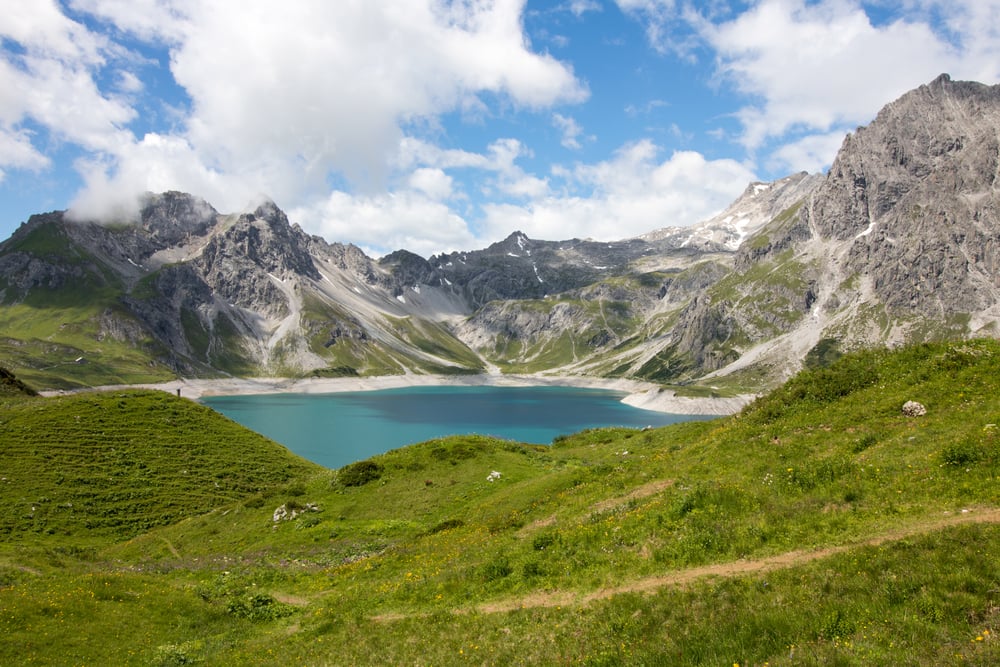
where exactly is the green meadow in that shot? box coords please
[1,340,998,665]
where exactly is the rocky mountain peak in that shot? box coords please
[489,231,532,255]
[642,171,823,252]
[139,191,218,244]
[805,74,1000,318]
[203,201,319,281]
[246,198,284,222]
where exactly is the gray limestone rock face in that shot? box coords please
[813,74,1000,316]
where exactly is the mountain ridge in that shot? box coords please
[1,74,999,391]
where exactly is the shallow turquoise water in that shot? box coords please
[202,384,705,469]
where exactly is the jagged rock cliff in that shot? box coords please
[662,74,1000,384]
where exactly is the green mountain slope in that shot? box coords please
[1,341,998,665]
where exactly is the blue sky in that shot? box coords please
[1,1,998,257]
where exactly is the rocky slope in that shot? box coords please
[0,194,483,382]
[0,75,997,391]
[662,74,1000,384]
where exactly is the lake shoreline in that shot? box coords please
[52,373,754,416]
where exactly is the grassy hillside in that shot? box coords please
[1,340,998,665]
[0,389,319,543]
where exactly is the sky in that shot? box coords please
[1,1,998,258]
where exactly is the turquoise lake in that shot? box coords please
[202,384,705,469]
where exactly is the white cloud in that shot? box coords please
[162,0,585,195]
[16,0,587,224]
[500,174,550,199]
[3,0,106,62]
[290,190,477,259]
[912,0,1000,81]
[614,0,678,52]
[69,0,190,42]
[395,138,491,172]
[115,70,143,93]
[408,168,454,201]
[285,138,753,257]
[567,0,602,17]
[0,0,135,179]
[552,113,584,149]
[69,132,257,222]
[0,129,50,180]
[480,141,756,242]
[768,130,848,176]
[613,0,1000,175]
[702,0,959,151]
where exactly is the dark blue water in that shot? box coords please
[202,385,703,469]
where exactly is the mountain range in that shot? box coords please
[1,74,998,392]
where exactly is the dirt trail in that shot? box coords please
[372,507,1000,621]
[473,506,1000,615]
[160,537,181,558]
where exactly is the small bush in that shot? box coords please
[804,337,843,369]
[338,460,384,487]
[522,560,545,578]
[226,593,295,621]
[818,609,856,640]
[243,495,265,509]
[532,534,557,551]
[284,482,307,497]
[153,639,204,666]
[852,433,878,453]
[426,518,464,535]
[481,556,513,582]
[940,439,986,467]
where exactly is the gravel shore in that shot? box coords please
[62,373,754,416]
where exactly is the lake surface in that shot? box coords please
[202,384,705,469]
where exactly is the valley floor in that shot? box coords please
[43,373,754,415]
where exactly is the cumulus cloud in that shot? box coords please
[552,113,584,149]
[479,141,756,243]
[702,0,958,151]
[290,190,478,259]
[68,132,257,222]
[617,0,999,174]
[286,135,753,257]
[12,0,587,224]
[136,0,584,193]
[407,168,454,201]
[0,0,134,180]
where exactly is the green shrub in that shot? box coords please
[532,533,557,551]
[226,593,295,621]
[284,482,307,497]
[804,337,843,369]
[338,460,384,487]
[481,556,513,582]
[852,432,878,453]
[940,439,987,467]
[818,609,856,640]
[426,518,465,535]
